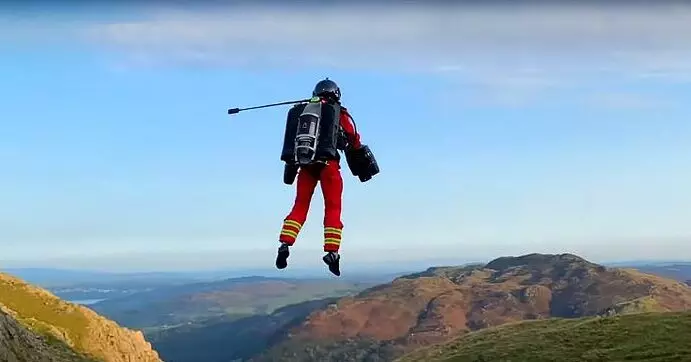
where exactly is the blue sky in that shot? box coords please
[1,2,690,271]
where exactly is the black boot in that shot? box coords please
[322,252,341,276]
[276,243,290,269]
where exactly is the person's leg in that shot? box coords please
[276,166,319,269]
[319,161,344,275]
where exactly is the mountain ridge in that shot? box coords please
[251,253,691,361]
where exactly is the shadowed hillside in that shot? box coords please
[396,311,691,362]
[0,272,162,362]
[149,297,339,362]
[252,253,691,362]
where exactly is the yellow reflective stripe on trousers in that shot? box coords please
[281,229,298,238]
[324,237,341,245]
[324,227,342,235]
[284,220,302,229]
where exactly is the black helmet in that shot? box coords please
[312,78,341,100]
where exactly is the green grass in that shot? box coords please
[1,307,97,362]
[34,333,98,362]
[610,296,665,314]
[397,312,691,362]
[0,274,92,352]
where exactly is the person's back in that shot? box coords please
[275,78,362,276]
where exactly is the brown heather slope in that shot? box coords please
[0,272,162,362]
[257,253,691,362]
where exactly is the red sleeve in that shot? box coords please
[339,107,362,149]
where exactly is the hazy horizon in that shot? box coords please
[2,236,690,273]
[2,2,690,271]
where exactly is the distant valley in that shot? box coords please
[625,263,691,283]
[53,287,151,305]
[88,276,375,331]
[3,266,412,306]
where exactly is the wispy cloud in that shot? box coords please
[79,3,691,76]
[5,2,691,105]
[584,91,679,110]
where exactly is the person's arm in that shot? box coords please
[339,107,362,149]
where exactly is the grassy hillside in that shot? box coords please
[0,272,162,362]
[0,307,96,362]
[397,312,691,362]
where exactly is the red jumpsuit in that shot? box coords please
[278,105,362,252]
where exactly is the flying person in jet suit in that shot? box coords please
[275,79,363,276]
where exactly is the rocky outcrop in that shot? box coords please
[0,306,94,362]
[0,272,162,362]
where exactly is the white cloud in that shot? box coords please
[5,3,691,105]
[80,3,691,77]
[66,2,691,107]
